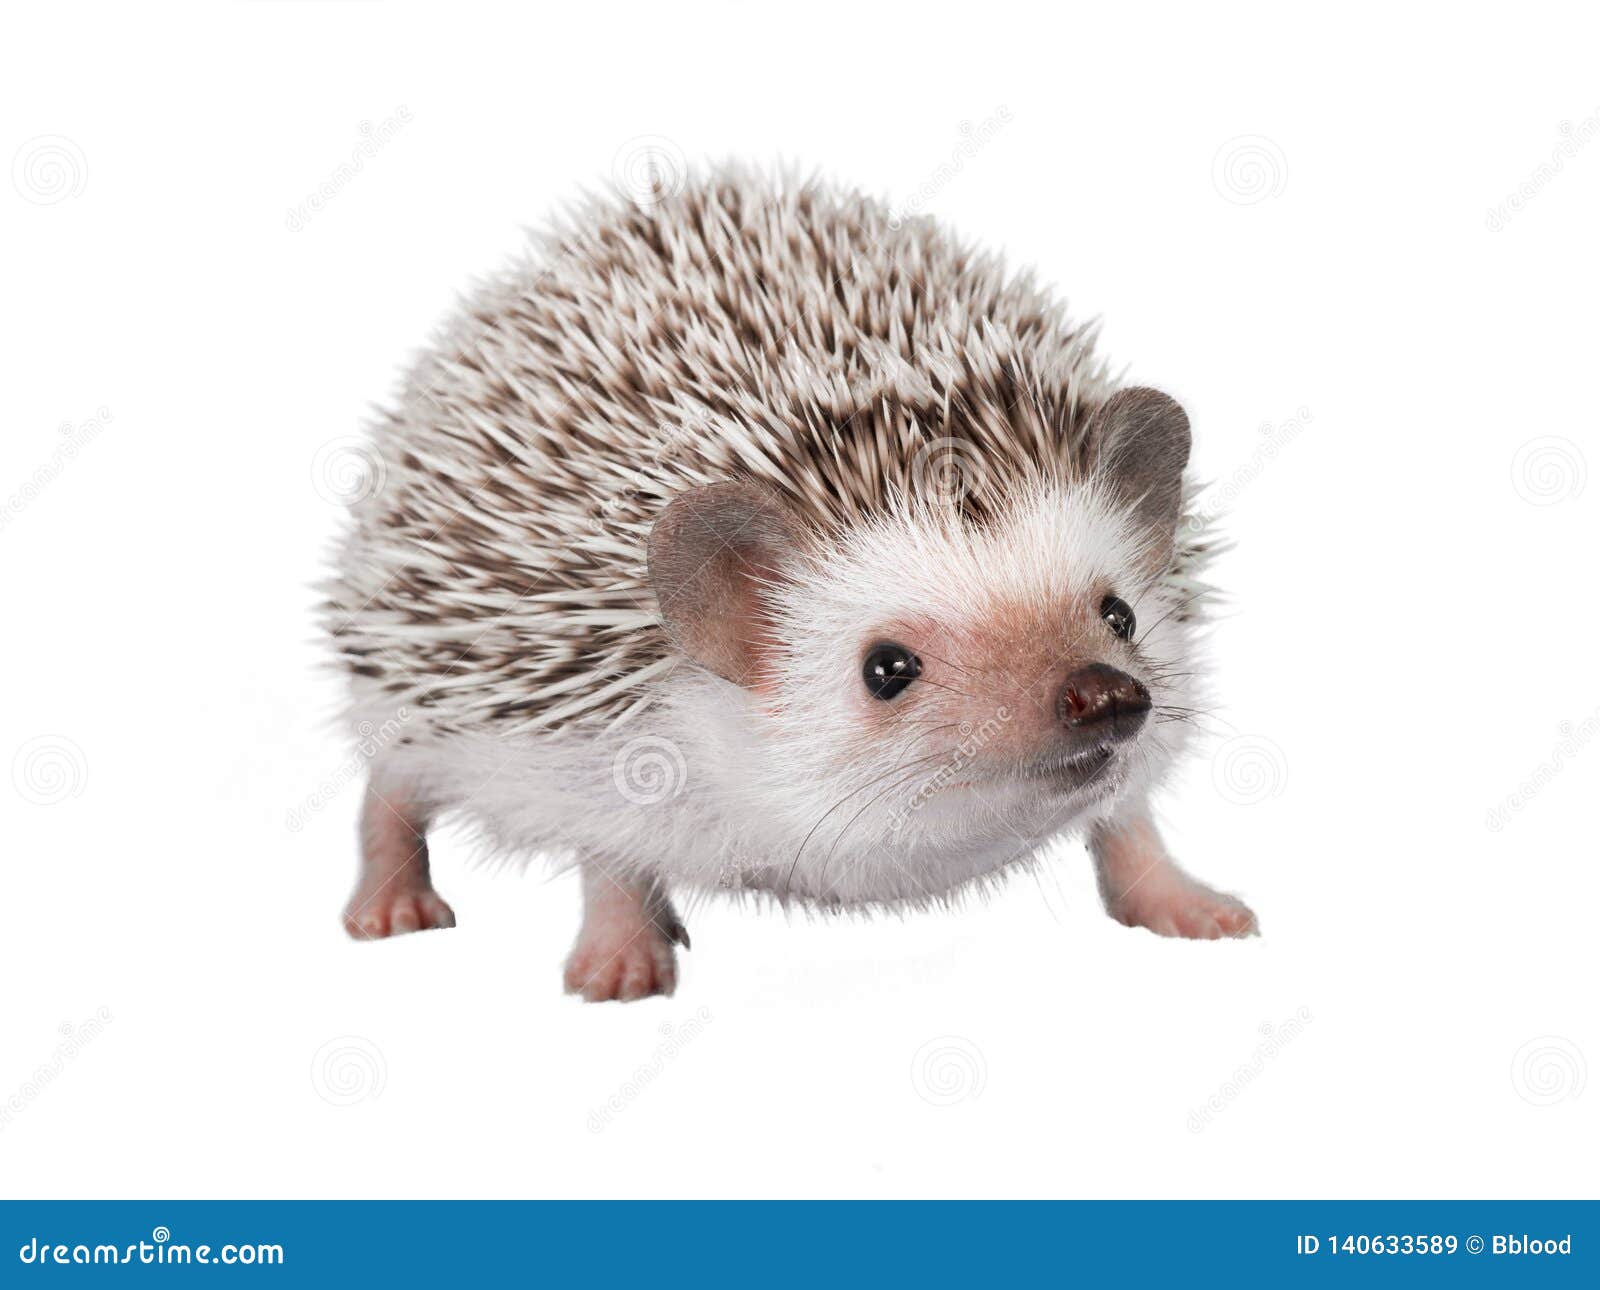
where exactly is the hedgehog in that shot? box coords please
[323,165,1257,1002]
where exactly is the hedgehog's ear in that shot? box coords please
[647,480,803,689]
[1084,387,1191,568]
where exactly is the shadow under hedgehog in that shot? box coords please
[323,166,1258,1002]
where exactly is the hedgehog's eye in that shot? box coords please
[862,643,922,701]
[1100,595,1136,642]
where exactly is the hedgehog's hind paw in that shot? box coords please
[344,782,455,940]
[564,863,684,1002]
[564,925,678,1002]
[344,885,457,940]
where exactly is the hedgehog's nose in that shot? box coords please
[1058,664,1151,740]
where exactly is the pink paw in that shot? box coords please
[1110,880,1258,940]
[343,886,457,940]
[564,926,677,1002]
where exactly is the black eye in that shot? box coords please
[862,643,922,701]
[1100,594,1136,641]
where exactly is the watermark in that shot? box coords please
[11,735,88,806]
[889,707,1012,831]
[310,1036,387,1107]
[1486,109,1600,231]
[1212,135,1288,205]
[715,856,767,890]
[611,135,688,210]
[285,106,413,232]
[1187,407,1312,531]
[612,735,688,805]
[0,1007,113,1134]
[588,1007,713,1132]
[1210,734,1288,805]
[285,707,411,833]
[1188,1006,1313,1132]
[18,1228,282,1267]
[0,407,113,532]
[1510,1036,1586,1107]
[311,434,387,507]
[1486,708,1600,832]
[911,436,991,508]
[12,134,87,205]
[910,1036,987,1107]
[1510,435,1587,506]
[889,106,1013,228]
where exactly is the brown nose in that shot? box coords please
[1058,664,1151,739]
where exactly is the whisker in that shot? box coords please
[780,746,952,900]
[1134,588,1209,647]
[890,722,961,770]
[813,761,954,900]
[910,676,974,701]
[915,646,978,679]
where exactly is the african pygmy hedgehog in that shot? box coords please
[323,165,1257,1001]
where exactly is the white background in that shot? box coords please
[2,1,1596,1199]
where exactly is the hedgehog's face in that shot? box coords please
[841,591,1156,810]
[647,388,1194,896]
[760,487,1186,844]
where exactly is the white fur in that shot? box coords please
[360,482,1202,910]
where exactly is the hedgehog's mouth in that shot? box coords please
[1025,745,1117,793]
[944,746,1117,797]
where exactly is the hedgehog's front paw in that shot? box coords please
[564,923,678,1002]
[343,885,457,940]
[1107,876,1258,940]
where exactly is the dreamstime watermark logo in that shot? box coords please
[311,435,387,506]
[17,1227,284,1267]
[0,407,113,533]
[1510,436,1586,506]
[1510,1036,1586,1107]
[11,735,88,806]
[285,707,411,833]
[1486,707,1600,832]
[285,106,413,232]
[1187,407,1313,531]
[310,1036,387,1107]
[912,436,990,508]
[888,106,1013,228]
[0,1007,113,1134]
[889,707,1012,832]
[1486,109,1600,231]
[12,134,88,205]
[1188,1006,1313,1132]
[612,735,687,805]
[1210,734,1288,805]
[910,1036,987,1107]
[611,135,688,210]
[1211,135,1288,205]
[587,1007,714,1133]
